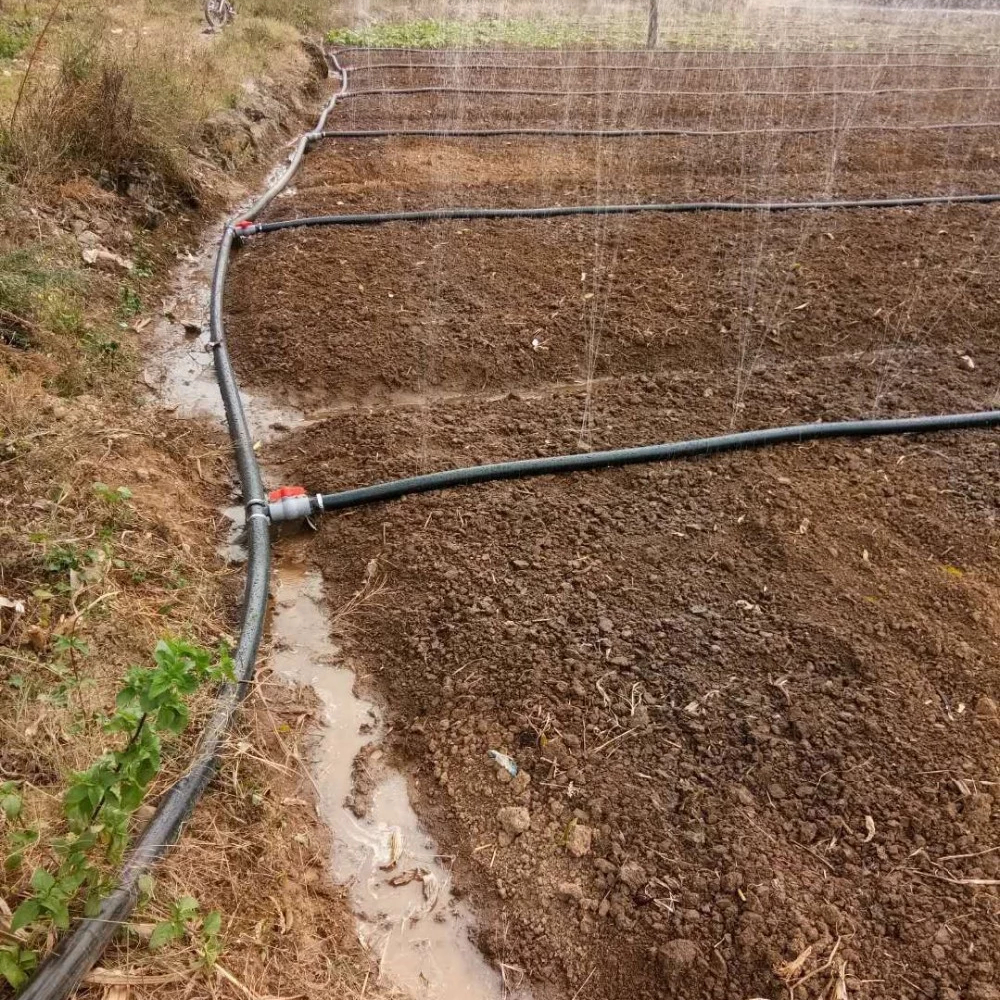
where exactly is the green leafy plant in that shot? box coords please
[148,896,222,967]
[92,482,133,506]
[117,285,142,318]
[149,894,199,951]
[0,943,37,991]
[1,782,23,823]
[198,908,223,968]
[3,639,233,981]
[0,23,31,61]
[46,633,93,711]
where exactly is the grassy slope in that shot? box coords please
[0,1,386,996]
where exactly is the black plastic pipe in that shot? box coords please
[317,410,1000,513]
[341,83,1000,99]
[335,46,995,57]
[17,43,352,1000]
[344,59,1000,73]
[315,121,1000,140]
[246,193,1000,235]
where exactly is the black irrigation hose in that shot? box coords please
[341,83,1000,99]
[17,43,352,1000]
[345,59,1000,72]
[316,121,1000,140]
[335,46,997,57]
[246,193,1000,235]
[316,411,1000,513]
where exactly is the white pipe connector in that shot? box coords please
[267,492,322,523]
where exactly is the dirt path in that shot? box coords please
[226,51,1000,1000]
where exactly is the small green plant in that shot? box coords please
[3,639,233,980]
[0,23,30,61]
[0,943,37,991]
[149,896,223,967]
[149,894,200,950]
[43,543,86,575]
[46,634,93,711]
[92,482,134,523]
[0,782,38,990]
[1,782,23,823]
[117,285,142,318]
[93,482,132,504]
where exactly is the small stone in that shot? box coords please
[598,898,610,918]
[511,770,531,795]
[558,882,583,901]
[658,939,699,970]
[976,695,998,719]
[734,786,755,807]
[567,823,593,857]
[959,354,976,370]
[598,617,614,634]
[768,783,787,801]
[619,861,647,892]
[497,806,530,836]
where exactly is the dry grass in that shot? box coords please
[0,0,386,993]
[1,0,330,202]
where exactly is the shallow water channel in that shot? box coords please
[148,223,515,1000]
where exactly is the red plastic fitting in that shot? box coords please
[267,485,307,502]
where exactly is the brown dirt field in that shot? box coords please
[328,90,1000,131]
[225,49,1000,1000]
[225,209,1000,411]
[266,132,1000,217]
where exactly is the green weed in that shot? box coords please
[327,17,639,50]
[117,285,142,319]
[0,23,30,61]
[0,249,80,324]
[1,638,233,991]
[148,895,222,966]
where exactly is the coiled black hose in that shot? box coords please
[314,411,1000,514]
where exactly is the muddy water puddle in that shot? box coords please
[142,232,303,439]
[270,561,516,1000]
[149,214,519,1000]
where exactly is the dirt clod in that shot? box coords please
[567,823,594,858]
[498,805,531,836]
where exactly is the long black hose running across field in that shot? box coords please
[244,192,1000,236]
[314,121,1000,140]
[291,411,1000,516]
[341,83,1000,99]
[344,59,1000,73]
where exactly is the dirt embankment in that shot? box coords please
[1,11,387,999]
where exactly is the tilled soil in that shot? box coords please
[226,209,1000,411]
[226,49,1000,1000]
[266,133,1000,217]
